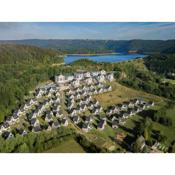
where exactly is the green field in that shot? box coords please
[94,82,165,109]
[45,138,85,153]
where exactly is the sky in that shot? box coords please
[0,22,175,40]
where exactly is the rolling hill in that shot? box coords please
[0,39,175,54]
[0,44,63,121]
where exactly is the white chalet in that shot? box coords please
[56,111,63,118]
[62,118,68,127]
[70,109,77,117]
[84,72,91,78]
[75,73,84,80]
[35,88,45,98]
[100,70,106,75]
[97,75,105,82]
[106,73,114,82]
[55,74,66,84]
[55,91,60,97]
[71,79,80,87]
[91,71,98,77]
[82,123,92,132]
[66,75,74,82]
[85,77,93,85]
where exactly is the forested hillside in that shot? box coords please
[0,44,62,64]
[145,54,175,77]
[0,44,63,121]
[1,39,175,54]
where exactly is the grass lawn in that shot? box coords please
[45,138,85,153]
[94,82,165,109]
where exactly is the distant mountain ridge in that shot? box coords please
[0,39,175,54]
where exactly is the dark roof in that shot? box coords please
[30,118,37,125]
[85,116,92,122]
[33,126,41,132]
[2,131,11,139]
[5,116,12,122]
[69,108,76,113]
[82,123,89,129]
[56,111,62,115]
[53,121,60,127]
[0,123,3,129]
[16,128,23,134]
[3,122,9,128]
[80,104,86,108]
[117,104,122,108]
[16,128,27,135]
[45,114,52,119]
[123,112,129,116]
[112,120,119,125]
[62,118,68,124]
[73,116,79,122]
[27,113,34,120]
[98,120,105,128]
[13,113,19,119]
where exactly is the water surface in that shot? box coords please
[64,53,147,64]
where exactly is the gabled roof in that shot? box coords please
[3,122,9,128]
[0,123,4,129]
[2,131,14,139]
[98,119,106,128]
[5,116,12,122]
[62,118,68,124]
[30,118,37,125]
[112,120,119,126]
[16,128,28,135]
[72,116,79,122]
[82,122,89,129]
[56,111,63,115]
[33,126,42,132]
[45,114,52,119]
[52,121,61,127]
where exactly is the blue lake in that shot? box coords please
[64,53,147,64]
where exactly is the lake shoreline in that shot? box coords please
[66,52,118,56]
[64,53,147,64]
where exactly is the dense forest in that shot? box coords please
[0,44,63,121]
[1,39,175,54]
[145,54,175,77]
